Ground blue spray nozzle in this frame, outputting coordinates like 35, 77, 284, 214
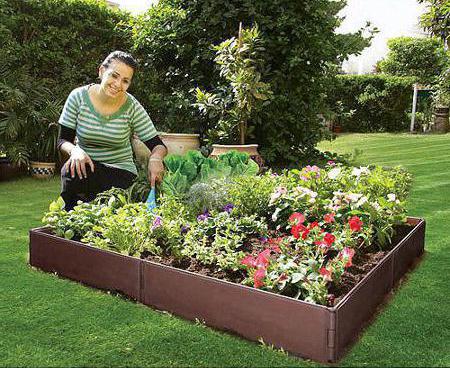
146, 187, 157, 212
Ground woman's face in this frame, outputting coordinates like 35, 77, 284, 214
99, 60, 134, 100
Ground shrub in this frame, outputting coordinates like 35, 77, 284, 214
0, 0, 132, 102
327, 74, 416, 132
378, 36, 449, 84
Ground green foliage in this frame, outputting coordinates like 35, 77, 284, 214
0, 0, 132, 109
419, 0, 450, 44
194, 24, 272, 145
82, 203, 161, 257
226, 174, 278, 218
131, 0, 373, 165
182, 211, 268, 271
185, 180, 230, 216
161, 150, 258, 197
0, 63, 63, 165
327, 74, 416, 132
378, 37, 449, 84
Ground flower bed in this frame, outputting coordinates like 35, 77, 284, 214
33, 155, 426, 362
30, 217, 424, 363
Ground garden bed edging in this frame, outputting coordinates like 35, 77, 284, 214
29, 217, 425, 363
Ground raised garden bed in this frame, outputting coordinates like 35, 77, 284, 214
29, 217, 425, 363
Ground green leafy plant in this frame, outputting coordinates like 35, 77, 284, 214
161, 150, 259, 198
194, 23, 272, 145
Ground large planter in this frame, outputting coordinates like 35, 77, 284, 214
160, 133, 200, 156
0, 157, 26, 181
210, 144, 264, 169
432, 106, 449, 133
132, 133, 201, 168
29, 217, 425, 363
29, 161, 56, 179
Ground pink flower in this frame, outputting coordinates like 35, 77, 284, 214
339, 247, 355, 268
256, 249, 271, 268
324, 213, 335, 223
327, 160, 336, 166
319, 267, 332, 282
289, 212, 305, 225
254, 268, 266, 288
241, 255, 257, 268
348, 216, 363, 232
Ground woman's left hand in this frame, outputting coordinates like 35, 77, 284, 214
148, 158, 165, 188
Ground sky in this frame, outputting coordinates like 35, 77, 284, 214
113, 0, 428, 74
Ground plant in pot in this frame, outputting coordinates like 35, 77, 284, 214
0, 63, 62, 178
193, 23, 272, 166
431, 67, 450, 132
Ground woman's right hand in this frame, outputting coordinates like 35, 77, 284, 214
65, 146, 95, 179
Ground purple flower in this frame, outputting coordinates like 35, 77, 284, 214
151, 216, 162, 230
223, 203, 234, 213
180, 224, 190, 235
197, 211, 210, 222
259, 236, 268, 244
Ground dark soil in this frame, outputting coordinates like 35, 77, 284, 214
142, 224, 413, 307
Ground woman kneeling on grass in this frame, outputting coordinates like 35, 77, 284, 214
57, 51, 167, 210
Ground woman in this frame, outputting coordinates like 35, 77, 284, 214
58, 51, 167, 210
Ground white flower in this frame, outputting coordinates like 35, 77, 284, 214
356, 196, 368, 208
387, 193, 396, 202
347, 193, 362, 203
371, 201, 381, 211
272, 207, 282, 222
328, 167, 341, 180
351, 166, 370, 177
269, 186, 287, 205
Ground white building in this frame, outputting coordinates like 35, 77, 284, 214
338, 0, 428, 74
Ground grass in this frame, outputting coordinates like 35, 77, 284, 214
1, 133, 449, 367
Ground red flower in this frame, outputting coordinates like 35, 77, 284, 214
291, 224, 306, 239
309, 221, 319, 229
324, 213, 335, 223
254, 268, 266, 288
323, 232, 336, 246
241, 255, 256, 268
289, 212, 305, 225
348, 216, 363, 232
319, 267, 332, 282
302, 228, 310, 240
339, 247, 355, 268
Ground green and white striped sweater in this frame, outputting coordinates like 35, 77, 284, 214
58, 85, 157, 175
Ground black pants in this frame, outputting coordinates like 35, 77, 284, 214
61, 160, 136, 210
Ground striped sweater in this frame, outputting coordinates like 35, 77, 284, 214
58, 85, 157, 175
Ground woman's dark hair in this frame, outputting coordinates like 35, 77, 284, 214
101, 51, 138, 71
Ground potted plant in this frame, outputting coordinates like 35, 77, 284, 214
0, 63, 62, 178
431, 68, 450, 132
194, 23, 272, 166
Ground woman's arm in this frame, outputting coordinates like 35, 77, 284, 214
143, 136, 167, 187
58, 125, 94, 179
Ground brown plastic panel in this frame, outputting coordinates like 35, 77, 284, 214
142, 261, 331, 362
29, 227, 142, 300
332, 217, 425, 361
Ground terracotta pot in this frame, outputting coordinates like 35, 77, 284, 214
209, 144, 264, 168
160, 133, 200, 155
29, 161, 56, 179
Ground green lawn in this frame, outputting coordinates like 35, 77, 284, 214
1, 133, 449, 367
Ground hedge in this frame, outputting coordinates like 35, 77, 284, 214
327, 74, 416, 132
